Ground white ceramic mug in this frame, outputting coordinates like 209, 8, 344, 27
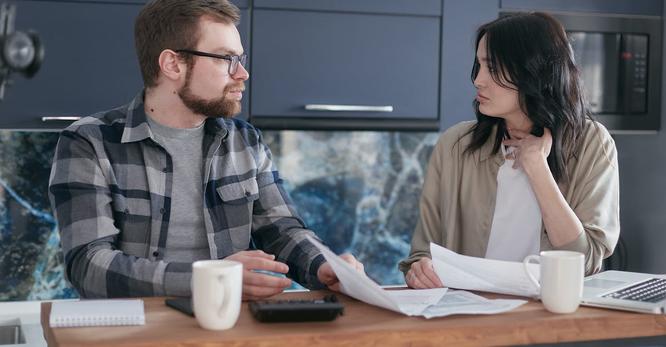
192, 260, 243, 330
523, 251, 584, 314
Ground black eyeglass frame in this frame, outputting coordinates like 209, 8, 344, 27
174, 49, 247, 75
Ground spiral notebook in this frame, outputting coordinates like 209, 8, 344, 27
50, 299, 145, 328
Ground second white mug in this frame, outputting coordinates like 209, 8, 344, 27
523, 251, 584, 314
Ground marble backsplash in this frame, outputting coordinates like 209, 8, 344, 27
0, 129, 438, 301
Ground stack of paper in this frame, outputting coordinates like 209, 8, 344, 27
422, 290, 528, 319
306, 236, 526, 318
430, 242, 541, 297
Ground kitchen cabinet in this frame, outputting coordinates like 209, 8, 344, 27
1, 0, 249, 130
0, 1, 143, 129
500, 0, 661, 16
249, 0, 442, 130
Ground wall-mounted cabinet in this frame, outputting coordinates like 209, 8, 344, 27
1, 1, 143, 130
1, 0, 249, 130
250, 3, 441, 130
500, 0, 661, 16
1, 0, 442, 131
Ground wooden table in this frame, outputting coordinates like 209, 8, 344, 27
41, 291, 666, 346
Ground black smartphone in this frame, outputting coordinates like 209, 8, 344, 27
165, 297, 194, 317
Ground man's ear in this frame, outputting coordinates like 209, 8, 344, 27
158, 49, 186, 82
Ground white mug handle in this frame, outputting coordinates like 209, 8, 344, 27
217, 274, 229, 318
523, 254, 541, 290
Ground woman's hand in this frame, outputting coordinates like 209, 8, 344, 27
503, 128, 552, 174
405, 257, 444, 289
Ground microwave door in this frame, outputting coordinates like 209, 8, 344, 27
570, 32, 621, 114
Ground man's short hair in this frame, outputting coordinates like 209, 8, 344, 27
135, 0, 240, 87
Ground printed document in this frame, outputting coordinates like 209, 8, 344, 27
422, 290, 526, 319
430, 242, 540, 297
306, 236, 527, 318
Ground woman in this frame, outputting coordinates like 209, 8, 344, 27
399, 12, 619, 289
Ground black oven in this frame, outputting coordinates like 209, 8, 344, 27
552, 13, 662, 133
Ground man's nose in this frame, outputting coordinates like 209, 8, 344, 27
232, 63, 249, 81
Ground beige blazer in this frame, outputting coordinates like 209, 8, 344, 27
399, 120, 620, 276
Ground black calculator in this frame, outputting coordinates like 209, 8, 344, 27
249, 294, 344, 323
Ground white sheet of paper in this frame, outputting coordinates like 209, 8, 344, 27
306, 236, 527, 318
430, 242, 540, 297
385, 289, 451, 316
306, 235, 447, 315
421, 290, 527, 319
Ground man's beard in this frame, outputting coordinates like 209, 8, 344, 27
178, 70, 243, 118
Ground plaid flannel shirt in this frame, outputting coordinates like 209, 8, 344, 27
48, 92, 326, 298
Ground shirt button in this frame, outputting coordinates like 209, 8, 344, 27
160, 208, 165, 214
245, 191, 251, 197
152, 251, 159, 257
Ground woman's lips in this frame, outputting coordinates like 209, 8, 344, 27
476, 94, 489, 102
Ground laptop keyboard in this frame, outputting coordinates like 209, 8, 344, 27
603, 278, 666, 303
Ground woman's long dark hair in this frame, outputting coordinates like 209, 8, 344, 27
465, 12, 591, 183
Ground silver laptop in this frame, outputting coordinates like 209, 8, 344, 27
582, 270, 666, 314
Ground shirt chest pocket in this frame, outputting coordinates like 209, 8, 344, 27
215, 178, 260, 250
216, 178, 260, 204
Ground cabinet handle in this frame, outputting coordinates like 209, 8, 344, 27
304, 104, 394, 112
41, 116, 81, 122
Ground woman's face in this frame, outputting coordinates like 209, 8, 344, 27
474, 35, 529, 128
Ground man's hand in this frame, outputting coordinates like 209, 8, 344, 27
405, 257, 444, 289
225, 250, 292, 301
317, 254, 364, 292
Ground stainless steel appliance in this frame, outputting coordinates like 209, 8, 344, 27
554, 12, 662, 133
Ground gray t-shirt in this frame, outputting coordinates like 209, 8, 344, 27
146, 116, 209, 262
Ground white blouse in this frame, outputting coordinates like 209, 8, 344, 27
485, 145, 542, 262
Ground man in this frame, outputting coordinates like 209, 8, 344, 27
48, 0, 363, 299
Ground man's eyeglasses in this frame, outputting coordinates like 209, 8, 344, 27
175, 49, 248, 75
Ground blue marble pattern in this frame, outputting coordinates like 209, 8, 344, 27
0, 131, 75, 301
263, 131, 439, 285
0, 129, 439, 301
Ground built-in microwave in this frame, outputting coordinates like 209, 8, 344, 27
502, 12, 662, 133
553, 12, 662, 133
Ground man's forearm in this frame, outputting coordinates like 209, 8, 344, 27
66, 237, 179, 298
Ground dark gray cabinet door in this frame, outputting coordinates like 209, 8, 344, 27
1, 1, 143, 130
20, 0, 148, 4
253, 0, 441, 16
20, 0, 249, 8
2, 1, 250, 129
250, 9, 441, 129
500, 0, 661, 15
